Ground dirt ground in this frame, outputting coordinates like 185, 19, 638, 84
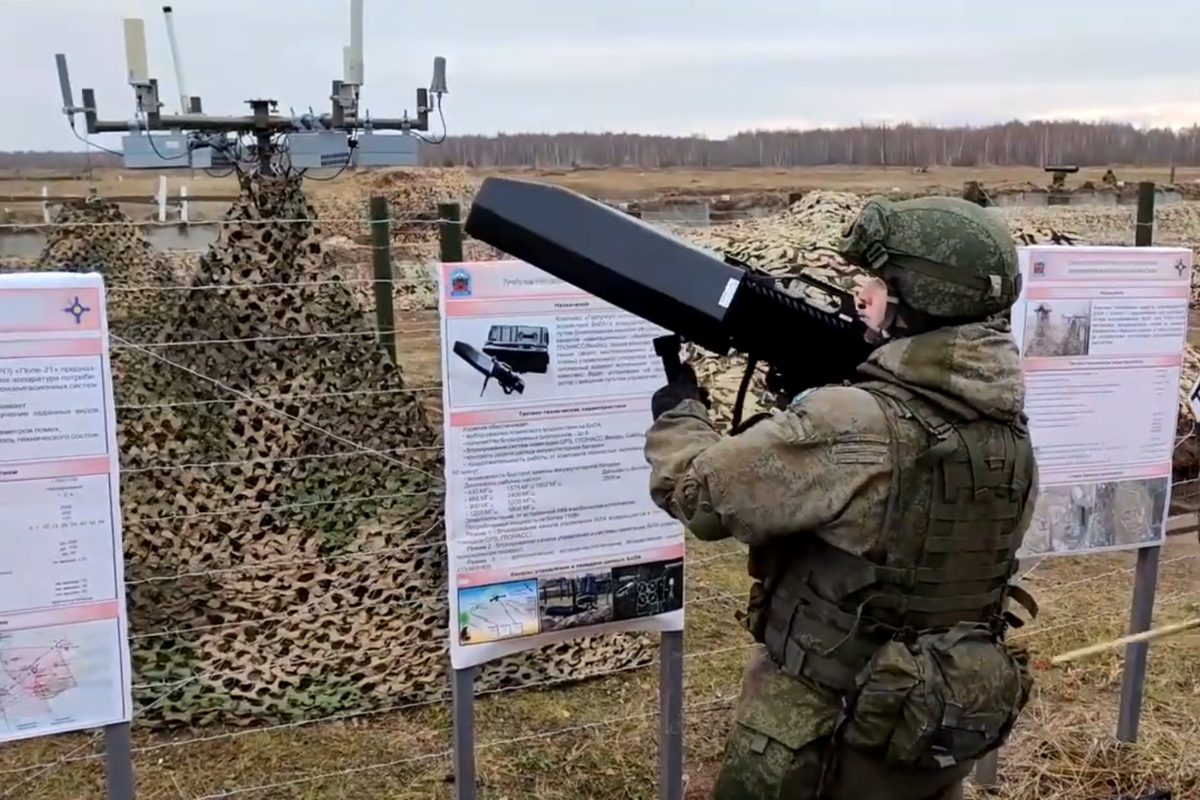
0, 164, 1191, 207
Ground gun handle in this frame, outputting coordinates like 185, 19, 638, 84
653, 335, 684, 382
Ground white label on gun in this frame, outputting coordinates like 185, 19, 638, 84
717, 278, 739, 309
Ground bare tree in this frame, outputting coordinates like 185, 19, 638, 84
4, 120, 1199, 171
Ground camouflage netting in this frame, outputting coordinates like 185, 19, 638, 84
314, 167, 498, 313
30, 179, 653, 729
671, 192, 1200, 483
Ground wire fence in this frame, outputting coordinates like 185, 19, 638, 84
0, 196, 1198, 800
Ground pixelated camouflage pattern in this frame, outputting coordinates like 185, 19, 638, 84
709, 649, 973, 800
645, 319, 1031, 800
840, 625, 1034, 770
839, 196, 1021, 318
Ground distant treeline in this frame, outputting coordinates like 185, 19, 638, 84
4, 120, 1200, 171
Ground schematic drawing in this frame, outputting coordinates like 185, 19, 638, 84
457, 579, 540, 645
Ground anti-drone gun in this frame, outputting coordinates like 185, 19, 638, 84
453, 341, 526, 396
464, 177, 877, 427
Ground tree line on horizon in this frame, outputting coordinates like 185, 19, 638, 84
4, 120, 1200, 171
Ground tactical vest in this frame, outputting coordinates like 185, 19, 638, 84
746, 375, 1037, 694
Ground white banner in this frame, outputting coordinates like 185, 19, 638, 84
1012, 245, 1191, 558
0, 272, 132, 743
437, 260, 685, 670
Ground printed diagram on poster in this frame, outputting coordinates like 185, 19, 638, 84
0, 272, 132, 743
437, 261, 685, 669
1012, 246, 1190, 557
0, 623, 126, 736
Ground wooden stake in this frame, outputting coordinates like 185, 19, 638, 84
1052, 617, 1200, 665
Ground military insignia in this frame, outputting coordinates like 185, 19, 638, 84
448, 268, 472, 297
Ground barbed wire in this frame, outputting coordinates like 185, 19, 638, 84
110, 333, 443, 482
189, 695, 736, 800
11, 571, 1192, 785
117, 385, 442, 412
4, 538, 1195, 786
130, 590, 744, 693
0, 216, 452, 232
0, 630, 755, 776
122, 443, 443, 474
127, 539, 741, 587
128, 574, 743, 643
111, 327, 438, 350
104, 277, 439, 293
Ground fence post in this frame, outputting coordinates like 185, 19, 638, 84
439, 201, 464, 263
156, 176, 167, 222
438, 199, 475, 800
41, 185, 51, 223
179, 185, 189, 224
369, 196, 397, 364
1116, 181, 1162, 742
103, 723, 135, 800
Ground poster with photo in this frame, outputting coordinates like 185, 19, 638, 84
436, 260, 685, 669
1013, 245, 1190, 557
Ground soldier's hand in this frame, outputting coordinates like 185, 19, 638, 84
651, 364, 711, 420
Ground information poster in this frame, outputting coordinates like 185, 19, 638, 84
437, 261, 685, 669
0, 272, 132, 742
1011, 245, 1191, 557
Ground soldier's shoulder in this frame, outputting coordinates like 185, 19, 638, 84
789, 385, 890, 439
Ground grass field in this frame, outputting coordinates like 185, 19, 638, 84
2, 308, 1199, 800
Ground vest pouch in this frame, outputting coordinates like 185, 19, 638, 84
838, 623, 1033, 771
740, 580, 770, 642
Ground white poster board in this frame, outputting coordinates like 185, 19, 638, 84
1012, 245, 1191, 557
437, 260, 685, 670
0, 272, 132, 742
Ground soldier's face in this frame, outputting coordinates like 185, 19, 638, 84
855, 278, 890, 333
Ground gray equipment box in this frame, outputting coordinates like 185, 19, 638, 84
483, 325, 551, 374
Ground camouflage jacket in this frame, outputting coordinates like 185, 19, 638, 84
644, 316, 1038, 576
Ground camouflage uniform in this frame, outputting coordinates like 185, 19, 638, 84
645, 198, 1040, 800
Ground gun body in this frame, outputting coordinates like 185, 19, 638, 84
464, 177, 876, 405
452, 340, 526, 396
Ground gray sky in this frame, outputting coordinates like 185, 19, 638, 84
3, 0, 1199, 151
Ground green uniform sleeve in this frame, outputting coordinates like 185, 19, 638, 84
644, 389, 891, 547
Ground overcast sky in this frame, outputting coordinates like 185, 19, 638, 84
3, 0, 1199, 151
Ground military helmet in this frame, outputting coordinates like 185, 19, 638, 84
839, 196, 1021, 319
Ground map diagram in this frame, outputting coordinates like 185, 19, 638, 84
0, 633, 80, 731
457, 579, 540, 645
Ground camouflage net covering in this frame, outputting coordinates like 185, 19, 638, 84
671, 192, 1200, 481
30, 180, 653, 729
314, 167, 497, 313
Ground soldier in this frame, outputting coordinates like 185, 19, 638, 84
645, 197, 1040, 800
1102, 168, 1118, 186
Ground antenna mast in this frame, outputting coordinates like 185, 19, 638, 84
161, 6, 192, 114
54, 0, 451, 172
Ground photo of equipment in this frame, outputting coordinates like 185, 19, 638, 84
449, 324, 551, 400
452, 340, 526, 396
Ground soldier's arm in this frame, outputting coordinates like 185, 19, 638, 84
644, 388, 892, 546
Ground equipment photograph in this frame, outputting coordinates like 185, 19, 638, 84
446, 319, 554, 405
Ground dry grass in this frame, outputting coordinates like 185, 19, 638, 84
3, 493, 1198, 798
3, 216, 1199, 798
